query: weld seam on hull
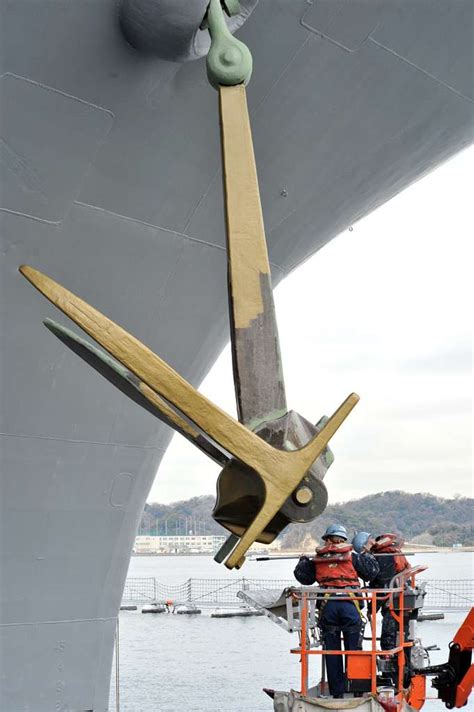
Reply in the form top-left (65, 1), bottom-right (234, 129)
top-left (0, 431), bottom-right (166, 450)
top-left (369, 38), bottom-right (474, 103)
top-left (73, 201), bottom-right (287, 274)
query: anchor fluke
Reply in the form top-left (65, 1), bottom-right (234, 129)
top-left (42, 318), bottom-right (228, 467)
top-left (19, 265), bottom-right (358, 567)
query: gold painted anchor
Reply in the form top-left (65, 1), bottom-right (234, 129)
top-left (20, 70), bottom-right (359, 569)
top-left (20, 263), bottom-right (358, 570)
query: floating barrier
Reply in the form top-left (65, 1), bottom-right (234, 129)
top-left (175, 605), bottom-right (201, 615)
top-left (141, 603), bottom-right (166, 614)
top-left (417, 610), bottom-right (445, 621)
top-left (211, 608), bottom-right (264, 618)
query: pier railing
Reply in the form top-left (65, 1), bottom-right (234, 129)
top-left (121, 577), bottom-right (473, 610)
top-left (421, 579), bottom-right (474, 610)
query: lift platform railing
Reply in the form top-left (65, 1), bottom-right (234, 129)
top-left (291, 566), bottom-right (427, 708)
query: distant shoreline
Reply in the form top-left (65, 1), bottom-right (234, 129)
top-left (132, 546), bottom-right (474, 557)
top-left (132, 552), bottom-right (214, 557)
top-left (403, 544), bottom-right (474, 553)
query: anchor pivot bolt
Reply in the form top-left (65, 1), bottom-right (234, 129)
top-left (294, 486), bottom-right (313, 505)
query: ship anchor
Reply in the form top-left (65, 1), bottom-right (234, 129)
top-left (19, 0), bottom-right (359, 569)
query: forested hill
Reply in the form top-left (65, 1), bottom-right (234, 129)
top-left (141, 491), bottom-right (473, 548)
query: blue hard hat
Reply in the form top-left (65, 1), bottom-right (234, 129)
top-left (322, 523), bottom-right (348, 541)
top-left (352, 531), bottom-right (371, 553)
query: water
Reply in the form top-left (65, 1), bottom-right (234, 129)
top-left (109, 553), bottom-right (473, 712)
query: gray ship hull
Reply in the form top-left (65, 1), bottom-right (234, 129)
top-left (1, 1), bottom-right (473, 709)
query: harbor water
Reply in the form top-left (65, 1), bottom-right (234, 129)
top-left (109, 552), bottom-right (473, 712)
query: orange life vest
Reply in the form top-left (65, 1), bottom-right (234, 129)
top-left (314, 542), bottom-right (360, 587)
top-left (372, 533), bottom-right (409, 574)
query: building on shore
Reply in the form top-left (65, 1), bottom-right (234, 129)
top-left (134, 534), bottom-right (226, 554)
top-left (133, 534), bottom-right (283, 555)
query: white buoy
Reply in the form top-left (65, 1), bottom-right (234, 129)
top-left (174, 605), bottom-right (201, 615)
top-left (141, 603), bottom-right (166, 614)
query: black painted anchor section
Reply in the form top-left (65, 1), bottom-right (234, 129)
top-left (43, 319), bottom-right (228, 467)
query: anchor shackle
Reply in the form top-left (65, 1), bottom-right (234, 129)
top-left (205, 0), bottom-right (253, 88)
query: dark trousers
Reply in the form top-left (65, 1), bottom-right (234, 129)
top-left (319, 599), bottom-right (363, 697)
top-left (381, 605), bottom-right (398, 650)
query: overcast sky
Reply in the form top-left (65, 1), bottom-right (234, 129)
top-left (148, 146), bottom-right (473, 505)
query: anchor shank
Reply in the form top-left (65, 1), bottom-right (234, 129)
top-left (219, 84), bottom-right (287, 429)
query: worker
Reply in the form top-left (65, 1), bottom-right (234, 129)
top-left (294, 523), bottom-right (379, 699)
top-left (352, 531), bottom-right (410, 650)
